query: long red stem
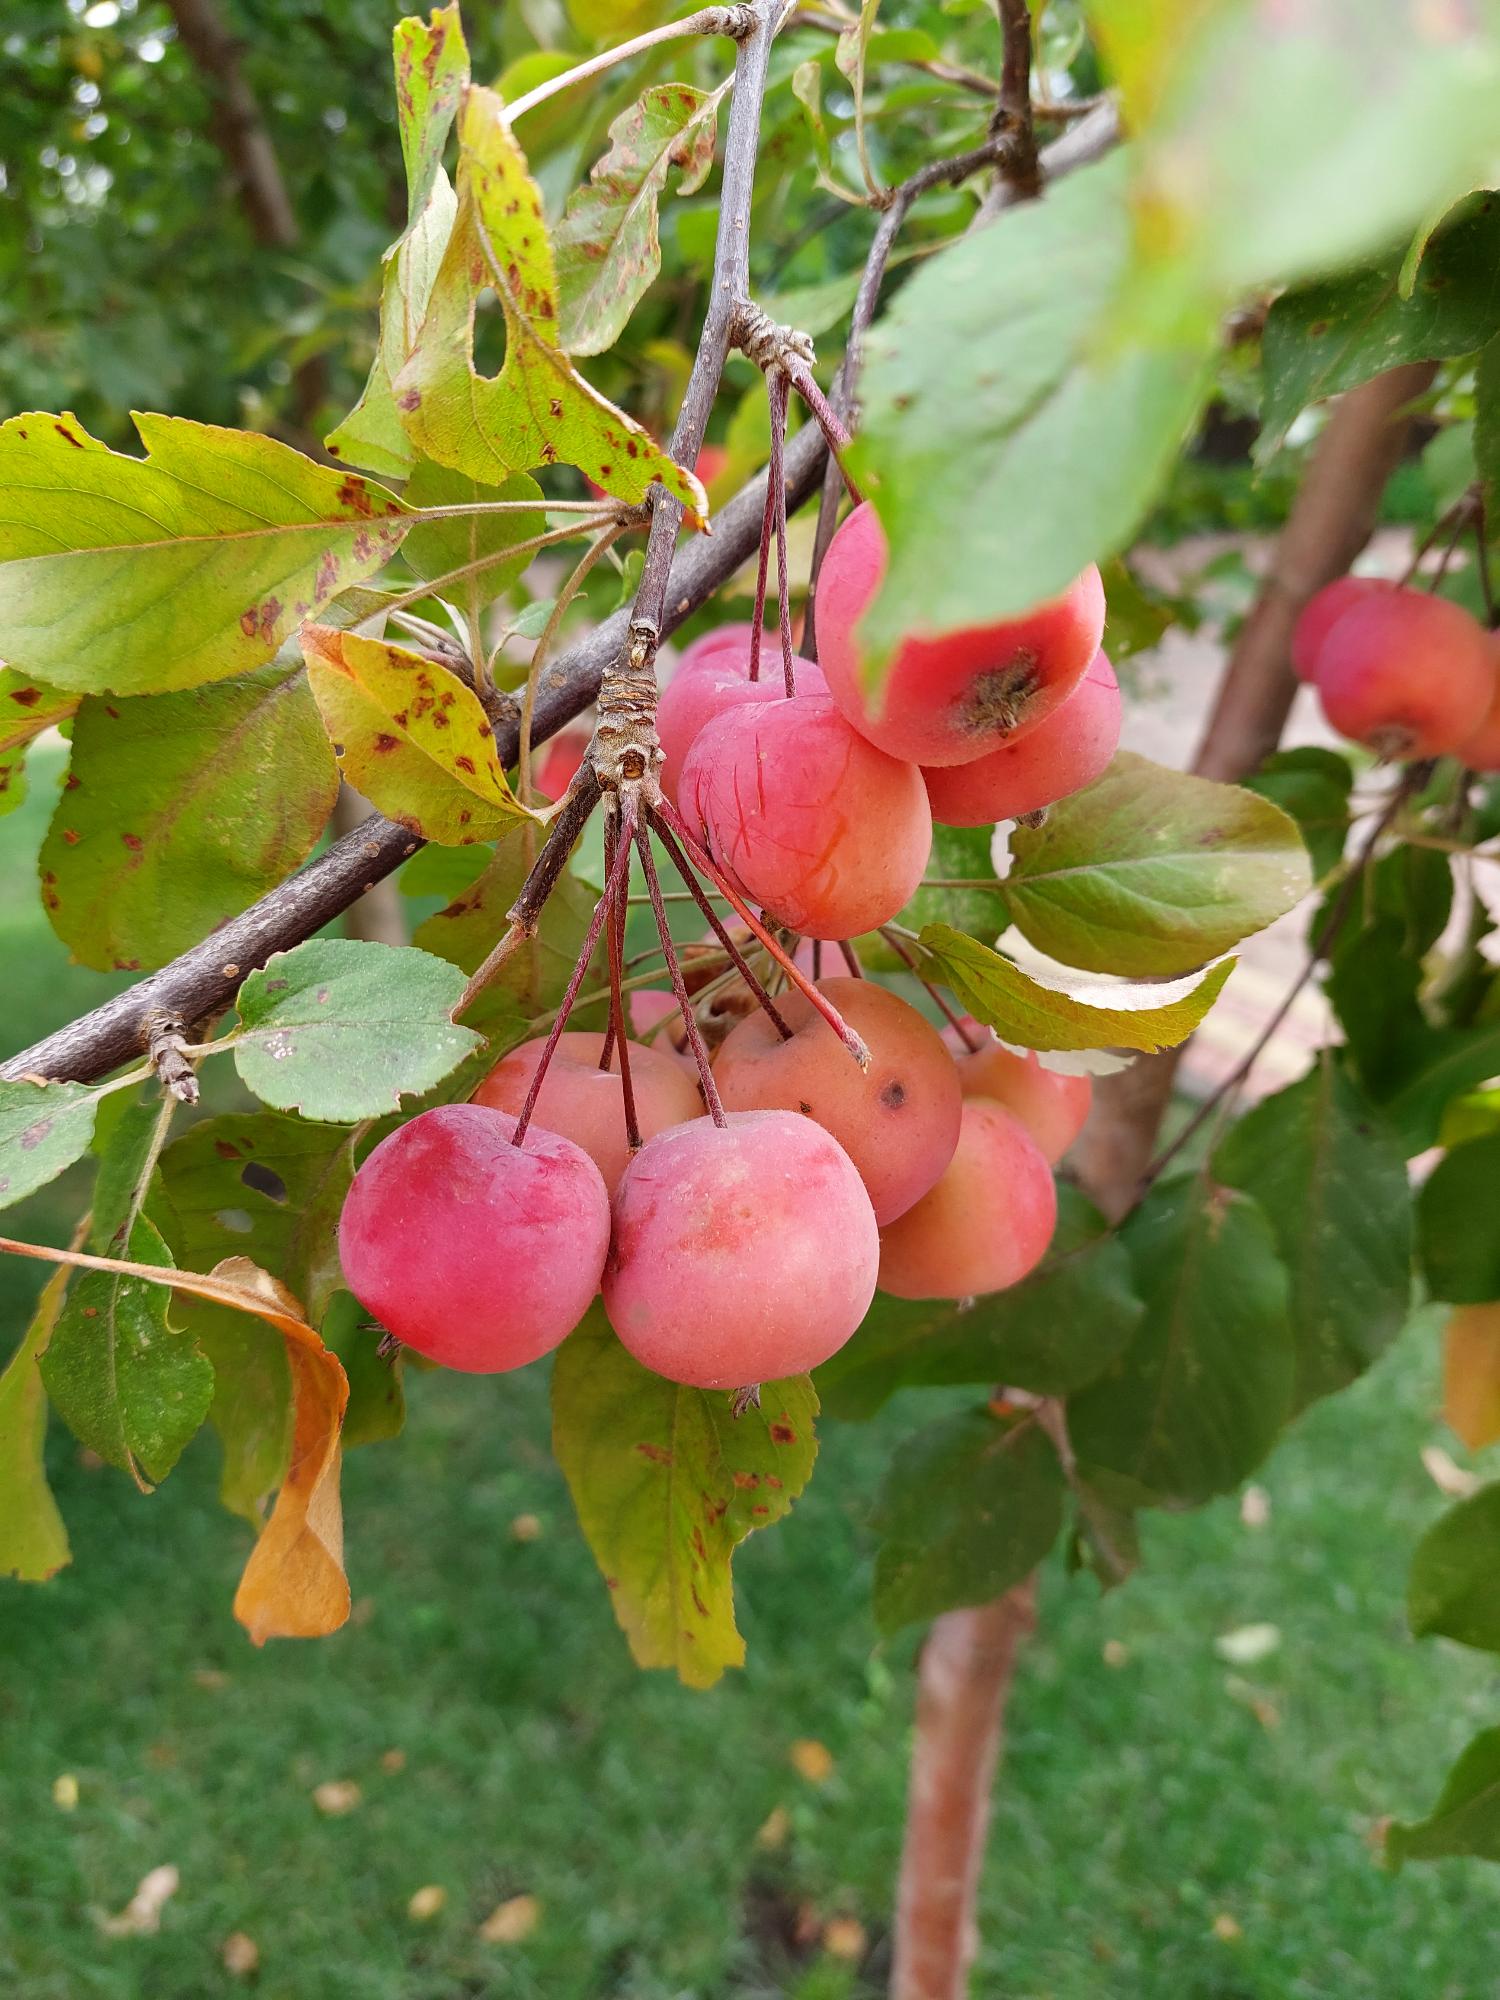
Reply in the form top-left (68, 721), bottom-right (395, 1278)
top-left (603, 810), bottom-right (641, 1148)
top-left (881, 927), bottom-right (978, 1046)
top-left (512, 799), bottom-right (636, 1147)
top-left (634, 820), bottom-right (727, 1124)
top-left (768, 370), bottom-right (798, 697)
top-left (650, 798), bottom-right (871, 1069)
top-left (652, 816), bottom-right (794, 1039)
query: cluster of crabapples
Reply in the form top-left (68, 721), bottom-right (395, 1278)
top-left (1292, 574), bottom-right (1500, 769)
top-left (340, 502), bottom-right (1112, 1393)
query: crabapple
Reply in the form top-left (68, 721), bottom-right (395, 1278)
top-left (672, 621), bottom-right (765, 678)
top-left (1289, 575), bottom-right (1394, 683)
top-left (712, 977), bottom-right (962, 1223)
top-left (472, 1030), bottom-right (701, 1193)
top-left (535, 728), bottom-right (591, 802)
top-left (1456, 637), bottom-right (1500, 771)
top-left (816, 501), bottom-right (1106, 766)
top-left (679, 694), bottom-right (932, 939)
top-left (658, 646), bottom-right (825, 801)
top-left (603, 1110), bottom-right (879, 1387)
top-left (338, 1104), bottom-right (609, 1371)
top-left (922, 652), bottom-right (1121, 826)
top-left (629, 988), bottom-right (679, 1037)
top-left (1314, 588), bottom-right (1494, 758)
top-left (941, 1019), bottom-right (1092, 1164)
top-left (877, 1098), bottom-right (1057, 1301)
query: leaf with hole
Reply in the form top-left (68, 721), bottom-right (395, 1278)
top-left (551, 1310), bottom-right (817, 1689)
top-left (1003, 753), bottom-right (1311, 977)
top-left (0, 413), bottom-right (408, 694)
top-left (39, 664), bottom-right (339, 973)
top-left (233, 939), bottom-right (482, 1123)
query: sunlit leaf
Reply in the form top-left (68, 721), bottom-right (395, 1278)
top-left (400, 460), bottom-right (544, 608)
top-left (0, 1268), bottom-right (72, 1582)
top-left (0, 670), bottom-right (76, 819)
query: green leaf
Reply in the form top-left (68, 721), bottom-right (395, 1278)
top-left (303, 626), bottom-right (530, 845)
top-left (872, 1408), bottom-right (1065, 1633)
top-left (326, 5), bottom-right (469, 478)
top-left (0, 1268), bottom-right (72, 1582)
top-left (0, 671), bottom-right (76, 819)
top-left (414, 821), bottom-right (597, 1038)
top-left (1259, 194), bottom-right (1500, 454)
top-left (1417, 1135), bottom-right (1500, 1304)
top-left (552, 1311), bottom-right (818, 1688)
top-left (1003, 752), bottom-right (1311, 977)
top-left (555, 81), bottom-right (726, 356)
top-left (0, 1078), bottom-right (107, 1214)
top-left (817, 1187), bottom-right (1142, 1419)
top-left (846, 155), bottom-right (1211, 670)
top-left (1409, 1483), bottom-right (1500, 1653)
top-left (321, 1291), bottom-right (405, 1450)
top-left (1241, 746), bottom-right (1353, 883)
top-left (918, 923), bottom-right (1235, 1053)
top-left (0, 413), bottom-right (409, 694)
top-left (1068, 1177), bottom-right (1294, 1507)
top-left (149, 1113), bottom-right (353, 1519)
top-left (896, 821), bottom-right (1006, 943)
top-left (1388, 1728), bottom-right (1500, 1865)
top-left (400, 461), bottom-right (544, 608)
top-left (233, 938), bottom-right (482, 1123)
top-left (1093, 0), bottom-right (1500, 336)
top-left (1214, 1060), bottom-right (1413, 1410)
top-left (395, 86), bottom-right (706, 518)
top-left (38, 664), bottom-right (338, 974)
top-left (1477, 334), bottom-right (1500, 524)
top-left (40, 1215), bottom-right (212, 1488)
top-left (1383, 1021), bottom-right (1500, 1157)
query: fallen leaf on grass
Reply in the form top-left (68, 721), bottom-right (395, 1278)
top-left (52, 1773), bottom-right (78, 1810)
top-left (479, 1894), bottom-right (540, 1944)
top-left (312, 1780), bottom-right (362, 1816)
top-left (222, 1932), bottom-right (260, 1976)
top-left (790, 1739), bottom-right (834, 1784)
top-left (408, 1884), bottom-right (446, 1920)
top-left (755, 1806), bottom-right (790, 1851)
top-left (1421, 1443), bottom-right (1481, 1498)
top-left (95, 1864), bottom-right (179, 1937)
top-left (1213, 1622), bottom-right (1280, 1666)
top-left (824, 1917), bottom-right (867, 1961)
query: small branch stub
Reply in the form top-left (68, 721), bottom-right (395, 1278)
top-left (144, 1011), bottom-right (200, 1105)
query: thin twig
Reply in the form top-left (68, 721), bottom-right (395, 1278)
top-left (635, 818), bottom-right (728, 1123)
top-left (504, 5), bottom-right (754, 120)
top-left (653, 817), bottom-right (794, 1037)
top-left (879, 926), bottom-right (976, 1041)
top-left (518, 525), bottom-right (625, 808)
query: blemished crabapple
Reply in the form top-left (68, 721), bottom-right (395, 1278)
top-left (1313, 588), bottom-right (1494, 759)
top-left (472, 1031), bottom-right (702, 1194)
top-left (941, 1019), bottom-right (1092, 1164)
top-left (1455, 635), bottom-right (1500, 771)
top-left (339, 1104), bottom-right (609, 1371)
top-left (604, 1111), bottom-right (879, 1387)
top-left (922, 652), bottom-right (1121, 826)
top-left (657, 645), bottom-right (826, 801)
top-left (713, 977), bottom-right (962, 1223)
top-left (815, 501), bottom-right (1106, 766)
top-left (679, 693), bottom-right (932, 939)
top-left (876, 1098), bottom-right (1057, 1301)
top-left (1289, 576), bottom-right (1394, 683)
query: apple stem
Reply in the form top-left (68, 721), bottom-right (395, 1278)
top-left (837, 939), bottom-right (865, 979)
top-left (747, 439), bottom-right (777, 685)
top-left (511, 795), bottom-right (638, 1149)
top-left (652, 816), bottom-right (794, 1040)
top-left (879, 926), bottom-right (979, 1046)
top-left (600, 810), bottom-right (642, 1149)
top-left (651, 797), bottom-right (872, 1070)
top-left (767, 370), bottom-right (800, 698)
top-left (633, 818), bottom-right (728, 1125)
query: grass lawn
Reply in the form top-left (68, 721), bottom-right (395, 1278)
top-left (4, 745), bottom-right (1500, 1999)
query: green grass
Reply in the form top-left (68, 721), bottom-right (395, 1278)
top-left (4, 744), bottom-right (1500, 1999)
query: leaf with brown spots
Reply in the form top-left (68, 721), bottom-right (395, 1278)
top-left (554, 81), bottom-right (728, 357)
top-left (395, 87), bottom-right (707, 518)
top-left (0, 669), bottom-right (76, 819)
top-left (38, 663), bottom-right (338, 973)
top-left (551, 1309), bottom-right (818, 1688)
top-left (303, 625), bottom-right (531, 844)
top-left (0, 1234), bottom-right (350, 1641)
top-left (0, 412), bottom-right (409, 695)
top-left (326, 5), bottom-right (470, 478)
top-left (0, 1076), bottom-right (112, 1216)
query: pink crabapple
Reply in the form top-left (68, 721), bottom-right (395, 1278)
top-left (876, 1098), bottom-right (1057, 1301)
top-left (940, 1020), bottom-right (1092, 1164)
top-left (922, 652), bottom-right (1121, 826)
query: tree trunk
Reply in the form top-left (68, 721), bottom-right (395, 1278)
top-left (1072, 357), bottom-right (1438, 1218)
top-left (890, 1579), bottom-right (1038, 2000)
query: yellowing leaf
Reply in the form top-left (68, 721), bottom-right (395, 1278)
top-left (0, 670), bottom-right (76, 818)
top-left (478, 1894), bottom-right (540, 1944)
top-left (1445, 1304), bottom-right (1500, 1452)
top-left (0, 413), bottom-right (409, 695)
top-left (555, 81), bottom-right (727, 356)
top-left (303, 626), bottom-right (530, 844)
top-left (0, 1267), bottom-right (72, 1582)
top-left (395, 86), bottom-right (706, 518)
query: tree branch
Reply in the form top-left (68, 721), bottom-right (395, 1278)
top-left (992, 0), bottom-right (1040, 198)
top-left (2, 425), bottom-right (830, 1089)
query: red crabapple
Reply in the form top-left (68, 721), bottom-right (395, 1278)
top-left (629, 988), bottom-right (679, 1037)
top-left (679, 694), bottom-right (932, 939)
top-left (603, 1111), bottom-right (879, 1386)
top-left (712, 977), bottom-right (962, 1223)
top-left (922, 652), bottom-right (1121, 826)
top-left (338, 1104), bottom-right (609, 1371)
top-left (816, 501), bottom-right (1105, 766)
top-left (1456, 636), bottom-right (1500, 771)
top-left (672, 621), bottom-right (765, 679)
top-left (472, 1031), bottom-right (701, 1193)
top-left (877, 1098), bottom-right (1057, 1301)
top-left (1314, 589), bottom-right (1493, 758)
top-left (535, 728), bottom-right (591, 802)
top-left (941, 1020), bottom-right (1092, 1164)
top-left (1289, 576), bottom-right (1394, 683)
top-left (658, 648), bottom-right (826, 801)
